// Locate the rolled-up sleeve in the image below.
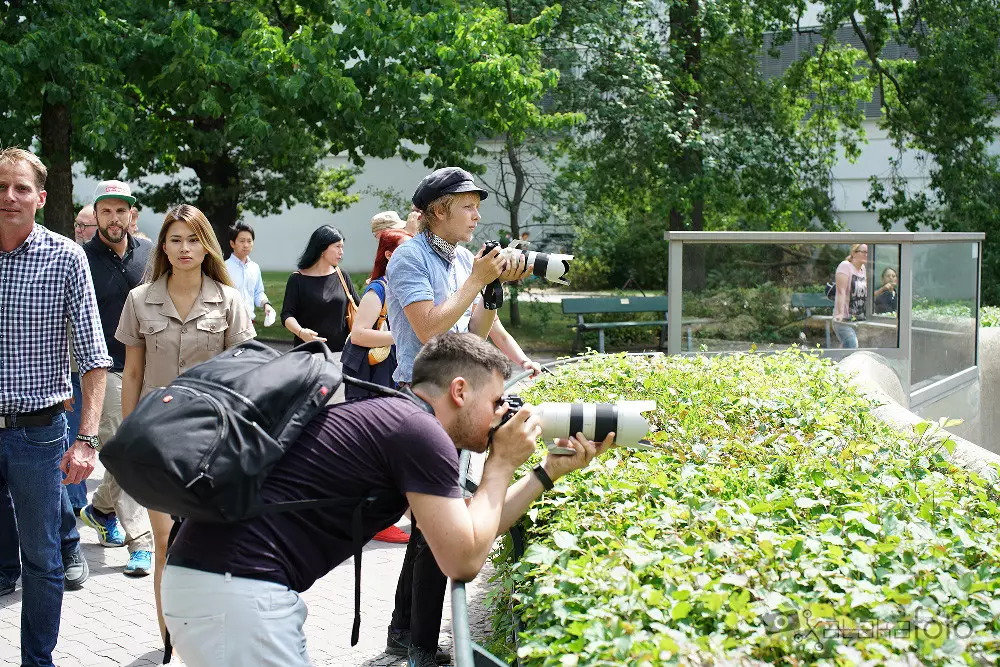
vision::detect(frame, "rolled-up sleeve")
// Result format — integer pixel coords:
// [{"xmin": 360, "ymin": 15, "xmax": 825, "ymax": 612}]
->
[
  {"xmin": 115, "ymin": 292, "xmax": 144, "ymax": 348},
  {"xmin": 65, "ymin": 250, "xmax": 112, "ymax": 374},
  {"xmin": 387, "ymin": 249, "xmax": 433, "ymax": 308}
]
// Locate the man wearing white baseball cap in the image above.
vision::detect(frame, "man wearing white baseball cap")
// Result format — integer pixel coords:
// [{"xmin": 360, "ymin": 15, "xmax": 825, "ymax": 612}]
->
[{"xmin": 77, "ymin": 179, "xmax": 155, "ymax": 577}]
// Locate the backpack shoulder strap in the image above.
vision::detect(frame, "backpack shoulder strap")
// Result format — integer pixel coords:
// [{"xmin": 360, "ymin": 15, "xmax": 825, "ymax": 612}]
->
[{"xmin": 254, "ymin": 491, "xmax": 391, "ymax": 646}]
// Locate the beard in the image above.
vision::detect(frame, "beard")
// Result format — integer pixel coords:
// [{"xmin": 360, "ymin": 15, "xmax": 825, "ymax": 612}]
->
[
  {"xmin": 446, "ymin": 409, "xmax": 489, "ymax": 454},
  {"xmin": 98, "ymin": 223, "xmax": 126, "ymax": 244}
]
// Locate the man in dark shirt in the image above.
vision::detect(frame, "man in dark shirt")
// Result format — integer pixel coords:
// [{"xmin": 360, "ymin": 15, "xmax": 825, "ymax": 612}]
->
[
  {"xmin": 77, "ymin": 181, "xmax": 155, "ymax": 577},
  {"xmin": 162, "ymin": 333, "xmax": 611, "ymax": 667}
]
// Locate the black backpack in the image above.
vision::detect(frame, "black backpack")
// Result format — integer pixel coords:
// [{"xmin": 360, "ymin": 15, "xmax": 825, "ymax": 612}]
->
[
  {"xmin": 102, "ymin": 339, "xmax": 347, "ymax": 522},
  {"xmin": 101, "ymin": 339, "xmax": 412, "ymax": 655}
]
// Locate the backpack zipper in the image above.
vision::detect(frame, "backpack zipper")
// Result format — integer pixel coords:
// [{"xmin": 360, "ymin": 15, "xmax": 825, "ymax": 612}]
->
[
  {"xmin": 175, "ymin": 376, "xmax": 267, "ymax": 425},
  {"xmin": 169, "ymin": 385, "xmax": 230, "ymax": 487}
]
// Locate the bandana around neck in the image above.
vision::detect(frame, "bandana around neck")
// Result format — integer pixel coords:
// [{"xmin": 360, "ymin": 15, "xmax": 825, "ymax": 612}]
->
[{"xmin": 424, "ymin": 229, "xmax": 457, "ymax": 264}]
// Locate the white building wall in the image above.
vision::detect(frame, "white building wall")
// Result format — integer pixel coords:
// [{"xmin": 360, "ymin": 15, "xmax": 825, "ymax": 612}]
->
[
  {"xmin": 72, "ymin": 118, "xmax": 947, "ymax": 273},
  {"xmin": 71, "ymin": 142, "xmax": 542, "ymax": 275}
]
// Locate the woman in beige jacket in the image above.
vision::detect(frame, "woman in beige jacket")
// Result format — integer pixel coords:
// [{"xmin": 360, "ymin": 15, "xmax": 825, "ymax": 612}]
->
[{"xmin": 116, "ymin": 204, "xmax": 255, "ymax": 645}]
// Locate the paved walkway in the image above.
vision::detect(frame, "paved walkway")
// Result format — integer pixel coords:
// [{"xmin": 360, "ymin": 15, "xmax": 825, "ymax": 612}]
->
[{"xmin": 0, "ymin": 462, "xmax": 496, "ymax": 666}]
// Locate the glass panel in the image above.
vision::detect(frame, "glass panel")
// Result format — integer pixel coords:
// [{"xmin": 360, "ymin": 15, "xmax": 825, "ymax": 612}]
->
[
  {"xmin": 910, "ymin": 242, "xmax": 978, "ymax": 390},
  {"xmin": 680, "ymin": 243, "xmax": 899, "ymax": 352}
]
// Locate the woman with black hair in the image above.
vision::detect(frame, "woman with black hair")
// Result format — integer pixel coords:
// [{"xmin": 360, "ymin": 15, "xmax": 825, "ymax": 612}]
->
[{"xmin": 281, "ymin": 225, "xmax": 361, "ymax": 350}]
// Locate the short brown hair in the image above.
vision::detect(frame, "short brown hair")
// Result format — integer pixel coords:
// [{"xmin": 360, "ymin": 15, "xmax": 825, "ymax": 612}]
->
[
  {"xmin": 411, "ymin": 333, "xmax": 511, "ymax": 391},
  {"xmin": 0, "ymin": 147, "xmax": 47, "ymax": 189}
]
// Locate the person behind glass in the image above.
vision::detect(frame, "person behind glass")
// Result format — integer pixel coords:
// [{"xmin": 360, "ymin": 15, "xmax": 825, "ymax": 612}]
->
[
  {"xmin": 832, "ymin": 243, "xmax": 868, "ymax": 349},
  {"xmin": 341, "ymin": 229, "xmax": 413, "ymax": 401},
  {"xmin": 874, "ymin": 267, "xmax": 898, "ymax": 314},
  {"xmin": 115, "ymin": 204, "xmax": 255, "ymax": 647},
  {"xmin": 224, "ymin": 222, "xmax": 276, "ymax": 325},
  {"xmin": 281, "ymin": 225, "xmax": 360, "ymax": 350}
]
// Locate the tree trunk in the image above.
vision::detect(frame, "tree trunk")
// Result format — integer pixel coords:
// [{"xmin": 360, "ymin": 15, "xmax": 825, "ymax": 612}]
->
[
  {"xmin": 192, "ymin": 157, "xmax": 241, "ymax": 258},
  {"xmin": 39, "ymin": 99, "xmax": 74, "ymax": 240},
  {"xmin": 505, "ymin": 137, "xmax": 527, "ymax": 327}
]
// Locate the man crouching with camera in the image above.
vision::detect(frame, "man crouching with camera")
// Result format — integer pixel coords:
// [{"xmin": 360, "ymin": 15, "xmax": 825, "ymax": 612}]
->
[{"xmin": 161, "ymin": 333, "xmax": 612, "ymax": 666}]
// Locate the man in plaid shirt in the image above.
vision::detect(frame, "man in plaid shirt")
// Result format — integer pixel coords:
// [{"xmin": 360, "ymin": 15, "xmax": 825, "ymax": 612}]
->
[{"xmin": 0, "ymin": 148, "xmax": 111, "ymax": 667}]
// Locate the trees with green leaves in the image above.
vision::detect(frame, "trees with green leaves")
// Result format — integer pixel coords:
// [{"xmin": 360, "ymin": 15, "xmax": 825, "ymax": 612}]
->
[
  {"xmin": 542, "ymin": 0, "xmax": 874, "ymax": 289},
  {"xmin": 111, "ymin": 0, "xmax": 573, "ymax": 248},
  {"xmin": 1, "ymin": 0, "xmax": 134, "ymax": 237},
  {"xmin": 3, "ymin": 0, "xmax": 568, "ymax": 247},
  {"xmin": 838, "ymin": 0, "xmax": 1000, "ymax": 305}
]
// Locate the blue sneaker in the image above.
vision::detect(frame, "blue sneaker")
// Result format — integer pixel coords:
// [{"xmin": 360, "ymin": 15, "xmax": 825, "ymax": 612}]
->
[
  {"xmin": 124, "ymin": 550, "xmax": 152, "ymax": 577},
  {"xmin": 79, "ymin": 505, "xmax": 125, "ymax": 547}
]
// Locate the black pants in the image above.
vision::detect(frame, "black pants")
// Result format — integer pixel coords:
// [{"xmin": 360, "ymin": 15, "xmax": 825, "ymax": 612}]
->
[{"xmin": 389, "ymin": 522, "xmax": 447, "ymax": 650}]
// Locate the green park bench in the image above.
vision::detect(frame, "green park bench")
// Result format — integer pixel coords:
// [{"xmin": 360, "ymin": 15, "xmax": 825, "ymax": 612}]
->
[
  {"xmin": 791, "ymin": 292, "xmax": 833, "ymax": 347},
  {"xmin": 562, "ymin": 296, "xmax": 710, "ymax": 353}
]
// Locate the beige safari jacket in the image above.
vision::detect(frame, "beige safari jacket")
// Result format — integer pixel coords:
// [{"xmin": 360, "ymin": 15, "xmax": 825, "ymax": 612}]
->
[{"xmin": 115, "ymin": 274, "xmax": 255, "ymax": 398}]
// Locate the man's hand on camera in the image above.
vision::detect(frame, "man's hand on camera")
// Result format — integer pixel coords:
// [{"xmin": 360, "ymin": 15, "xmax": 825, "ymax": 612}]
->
[
  {"xmin": 499, "ymin": 252, "xmax": 532, "ymax": 283},
  {"xmin": 472, "ymin": 244, "xmax": 506, "ymax": 288},
  {"xmin": 489, "ymin": 403, "xmax": 540, "ymax": 471},
  {"xmin": 542, "ymin": 431, "xmax": 614, "ymax": 483}
]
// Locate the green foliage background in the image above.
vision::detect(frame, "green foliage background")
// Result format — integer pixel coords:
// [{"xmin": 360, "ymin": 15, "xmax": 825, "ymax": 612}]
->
[{"xmin": 489, "ymin": 353, "xmax": 1000, "ymax": 665}]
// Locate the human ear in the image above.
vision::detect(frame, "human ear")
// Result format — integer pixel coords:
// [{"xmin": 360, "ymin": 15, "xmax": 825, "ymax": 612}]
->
[{"xmin": 449, "ymin": 377, "xmax": 468, "ymax": 407}]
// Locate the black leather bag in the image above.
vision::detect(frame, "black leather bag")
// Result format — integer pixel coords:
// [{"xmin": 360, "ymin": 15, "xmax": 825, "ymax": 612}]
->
[{"xmin": 101, "ymin": 339, "xmax": 344, "ymax": 522}]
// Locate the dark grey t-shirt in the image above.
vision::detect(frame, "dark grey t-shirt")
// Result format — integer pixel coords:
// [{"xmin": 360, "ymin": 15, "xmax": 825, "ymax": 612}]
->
[{"xmin": 169, "ymin": 397, "xmax": 462, "ymax": 592}]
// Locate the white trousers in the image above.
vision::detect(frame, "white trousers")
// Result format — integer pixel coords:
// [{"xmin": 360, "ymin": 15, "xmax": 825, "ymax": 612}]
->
[{"xmin": 161, "ymin": 564, "xmax": 311, "ymax": 666}]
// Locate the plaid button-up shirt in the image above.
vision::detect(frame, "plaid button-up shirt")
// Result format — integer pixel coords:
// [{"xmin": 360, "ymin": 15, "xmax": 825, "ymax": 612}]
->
[{"xmin": 0, "ymin": 225, "xmax": 112, "ymax": 413}]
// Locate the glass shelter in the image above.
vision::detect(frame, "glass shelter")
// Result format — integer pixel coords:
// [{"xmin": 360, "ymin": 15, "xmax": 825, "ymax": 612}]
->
[{"xmin": 665, "ymin": 231, "xmax": 985, "ymax": 410}]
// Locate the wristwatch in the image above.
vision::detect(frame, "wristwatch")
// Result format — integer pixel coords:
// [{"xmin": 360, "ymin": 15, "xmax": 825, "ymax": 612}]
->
[
  {"xmin": 76, "ymin": 434, "xmax": 101, "ymax": 450},
  {"xmin": 532, "ymin": 464, "xmax": 554, "ymax": 491}
]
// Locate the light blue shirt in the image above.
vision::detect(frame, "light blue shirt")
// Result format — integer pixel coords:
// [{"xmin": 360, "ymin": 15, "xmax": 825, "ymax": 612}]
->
[
  {"xmin": 386, "ymin": 234, "xmax": 476, "ymax": 383},
  {"xmin": 225, "ymin": 254, "xmax": 267, "ymax": 321}
]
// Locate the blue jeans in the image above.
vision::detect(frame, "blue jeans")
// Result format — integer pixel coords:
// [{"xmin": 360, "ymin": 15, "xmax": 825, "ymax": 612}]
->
[
  {"xmin": 832, "ymin": 321, "xmax": 858, "ymax": 349},
  {"xmin": 0, "ymin": 433, "xmax": 82, "ymax": 588},
  {"xmin": 64, "ymin": 373, "xmax": 88, "ymax": 511},
  {"xmin": 0, "ymin": 413, "xmax": 70, "ymax": 667}
]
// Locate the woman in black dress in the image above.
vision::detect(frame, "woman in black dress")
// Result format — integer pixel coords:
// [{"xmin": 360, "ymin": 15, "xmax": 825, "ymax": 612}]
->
[{"xmin": 281, "ymin": 225, "xmax": 361, "ymax": 351}]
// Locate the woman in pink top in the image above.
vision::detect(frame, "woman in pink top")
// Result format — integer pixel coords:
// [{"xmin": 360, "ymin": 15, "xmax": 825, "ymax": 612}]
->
[{"xmin": 832, "ymin": 243, "xmax": 868, "ymax": 348}]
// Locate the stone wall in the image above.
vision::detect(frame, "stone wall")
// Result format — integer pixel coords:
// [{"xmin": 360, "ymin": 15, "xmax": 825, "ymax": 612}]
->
[{"xmin": 839, "ymin": 347, "xmax": 1000, "ymax": 477}]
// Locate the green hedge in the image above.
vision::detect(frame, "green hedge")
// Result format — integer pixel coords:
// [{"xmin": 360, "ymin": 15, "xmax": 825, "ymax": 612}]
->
[
  {"xmin": 983, "ymin": 306, "xmax": 999, "ymax": 327},
  {"xmin": 490, "ymin": 352, "xmax": 1000, "ymax": 666}
]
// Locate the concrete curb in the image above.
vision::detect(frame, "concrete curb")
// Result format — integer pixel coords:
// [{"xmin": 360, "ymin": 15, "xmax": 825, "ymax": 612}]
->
[
  {"xmin": 981, "ymin": 327, "xmax": 999, "ymax": 453},
  {"xmin": 839, "ymin": 350, "xmax": 1000, "ymax": 484}
]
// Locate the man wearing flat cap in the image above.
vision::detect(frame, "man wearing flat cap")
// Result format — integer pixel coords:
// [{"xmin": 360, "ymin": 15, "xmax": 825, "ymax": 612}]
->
[{"xmin": 383, "ymin": 167, "xmax": 532, "ymax": 665}]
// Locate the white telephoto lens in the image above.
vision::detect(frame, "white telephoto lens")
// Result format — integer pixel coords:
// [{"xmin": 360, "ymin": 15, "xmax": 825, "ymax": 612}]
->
[
  {"xmin": 614, "ymin": 400, "xmax": 657, "ymax": 446},
  {"xmin": 535, "ymin": 400, "xmax": 656, "ymax": 448}
]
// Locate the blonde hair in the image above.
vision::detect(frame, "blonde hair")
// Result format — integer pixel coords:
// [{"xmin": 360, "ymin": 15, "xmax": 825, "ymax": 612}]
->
[
  {"xmin": 146, "ymin": 204, "xmax": 233, "ymax": 286},
  {"xmin": 847, "ymin": 243, "xmax": 867, "ymax": 261},
  {"xmin": 0, "ymin": 147, "xmax": 47, "ymax": 189},
  {"xmin": 421, "ymin": 193, "xmax": 467, "ymax": 233}
]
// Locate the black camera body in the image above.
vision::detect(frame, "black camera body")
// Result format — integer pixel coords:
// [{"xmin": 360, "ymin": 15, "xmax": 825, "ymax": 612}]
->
[{"xmin": 479, "ymin": 240, "xmax": 575, "ymax": 310}]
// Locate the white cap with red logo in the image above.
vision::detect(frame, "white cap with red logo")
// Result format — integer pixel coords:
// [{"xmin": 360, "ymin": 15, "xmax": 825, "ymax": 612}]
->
[{"xmin": 93, "ymin": 180, "xmax": 136, "ymax": 207}]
